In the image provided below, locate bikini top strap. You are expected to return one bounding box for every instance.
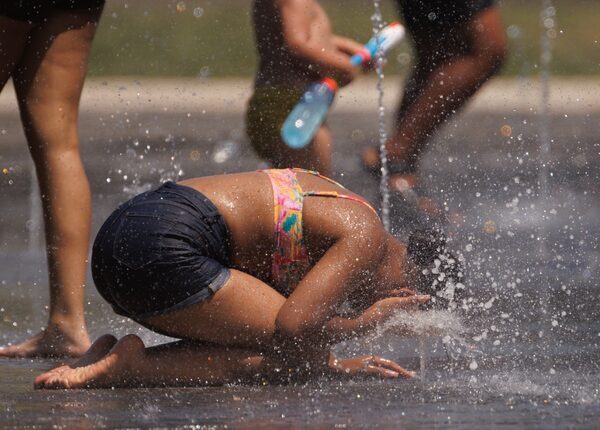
[290,168,347,189]
[303,190,379,217]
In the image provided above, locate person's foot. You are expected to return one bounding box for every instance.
[33,334,118,387]
[0,323,91,359]
[34,334,144,389]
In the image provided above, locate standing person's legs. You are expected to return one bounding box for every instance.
[362,7,506,191]
[246,86,332,175]
[0,7,103,358]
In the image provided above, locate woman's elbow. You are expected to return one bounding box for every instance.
[274,313,314,344]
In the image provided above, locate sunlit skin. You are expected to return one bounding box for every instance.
[0,7,104,358]
[362,6,507,207]
[35,171,431,389]
[249,0,365,175]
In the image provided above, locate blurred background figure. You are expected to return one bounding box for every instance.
[362,0,507,212]
[0,0,105,358]
[246,0,362,176]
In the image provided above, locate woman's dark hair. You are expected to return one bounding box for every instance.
[407,228,465,310]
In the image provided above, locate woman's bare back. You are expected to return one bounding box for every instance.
[179,171,381,284]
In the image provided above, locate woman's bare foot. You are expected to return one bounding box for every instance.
[34,334,144,389]
[0,323,91,359]
[33,334,118,388]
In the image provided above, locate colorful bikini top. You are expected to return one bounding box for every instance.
[259,168,378,296]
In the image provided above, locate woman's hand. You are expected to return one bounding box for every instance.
[329,354,416,379]
[357,294,431,331]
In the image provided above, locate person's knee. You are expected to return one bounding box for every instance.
[479,33,507,76]
[19,99,81,160]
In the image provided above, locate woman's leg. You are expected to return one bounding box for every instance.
[310,124,332,175]
[268,129,332,175]
[387,7,507,168]
[35,334,270,389]
[0,8,103,358]
[363,7,507,179]
[35,270,288,388]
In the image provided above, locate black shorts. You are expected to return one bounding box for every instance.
[0,0,105,23]
[397,0,495,32]
[91,182,232,320]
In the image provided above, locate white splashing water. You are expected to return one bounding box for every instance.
[370,0,391,232]
[370,309,466,338]
[363,309,481,379]
[115,135,184,197]
[538,0,555,259]
[537,0,556,326]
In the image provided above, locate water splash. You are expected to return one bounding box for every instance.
[538,0,555,258]
[537,0,556,332]
[108,135,185,197]
[370,0,391,231]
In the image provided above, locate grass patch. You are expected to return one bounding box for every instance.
[88,0,600,76]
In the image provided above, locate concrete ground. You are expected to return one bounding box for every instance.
[0,77,599,428]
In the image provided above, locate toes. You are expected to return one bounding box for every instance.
[0,345,28,358]
[33,366,68,389]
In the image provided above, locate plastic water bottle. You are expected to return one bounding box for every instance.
[281,22,405,149]
[350,21,405,66]
[280,78,338,149]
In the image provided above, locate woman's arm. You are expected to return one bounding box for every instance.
[323,294,431,343]
[274,220,388,342]
[276,0,357,85]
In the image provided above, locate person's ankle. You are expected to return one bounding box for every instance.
[46,316,88,339]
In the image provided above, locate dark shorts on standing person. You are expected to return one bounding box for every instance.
[246,85,305,161]
[396,0,495,32]
[91,182,232,321]
[0,0,105,23]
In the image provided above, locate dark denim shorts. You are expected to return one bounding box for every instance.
[1,0,105,23]
[91,182,232,320]
[397,0,495,32]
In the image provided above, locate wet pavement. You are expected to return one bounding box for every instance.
[0,79,599,428]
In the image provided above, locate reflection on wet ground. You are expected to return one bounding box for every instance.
[1,106,599,428]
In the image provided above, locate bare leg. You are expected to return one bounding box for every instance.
[267,124,332,175]
[34,258,415,388]
[0,8,103,358]
[34,333,273,389]
[362,8,506,190]
[35,269,289,388]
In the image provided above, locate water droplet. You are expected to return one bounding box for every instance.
[506,25,521,39]
[190,150,201,161]
[483,220,497,234]
[198,66,210,79]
